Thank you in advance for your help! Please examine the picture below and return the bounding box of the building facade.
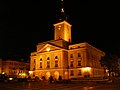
[30,20,105,80]
[1,60,30,78]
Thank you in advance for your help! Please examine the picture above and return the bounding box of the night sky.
[0,0,120,61]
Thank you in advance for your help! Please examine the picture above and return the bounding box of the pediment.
[37,43,63,53]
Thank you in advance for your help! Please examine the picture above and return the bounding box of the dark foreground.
[0,79,120,90]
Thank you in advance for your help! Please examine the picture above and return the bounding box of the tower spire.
[56,0,68,22]
[54,0,72,43]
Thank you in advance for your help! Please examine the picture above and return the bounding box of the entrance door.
[54,71,59,80]
[46,72,50,80]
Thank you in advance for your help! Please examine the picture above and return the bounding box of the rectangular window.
[70,54,73,58]
[78,53,81,57]
[70,61,73,67]
[70,70,74,76]
[78,61,81,66]
[78,70,82,75]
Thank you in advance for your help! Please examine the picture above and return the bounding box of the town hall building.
[29,0,105,80]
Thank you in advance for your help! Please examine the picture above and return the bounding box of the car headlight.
[9,78,13,80]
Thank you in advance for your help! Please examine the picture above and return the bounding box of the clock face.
[58,25,61,30]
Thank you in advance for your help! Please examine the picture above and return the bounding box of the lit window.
[58,25,61,30]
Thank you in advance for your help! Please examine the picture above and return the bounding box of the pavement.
[0,79,120,90]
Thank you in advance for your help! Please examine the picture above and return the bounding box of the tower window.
[58,25,61,28]
[58,25,62,30]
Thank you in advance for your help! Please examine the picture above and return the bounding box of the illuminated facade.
[30,20,105,80]
[2,60,30,78]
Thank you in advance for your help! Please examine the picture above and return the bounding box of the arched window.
[47,57,50,68]
[55,56,58,67]
[40,58,42,62]
[40,62,42,68]
[40,58,42,68]
[55,61,58,67]
[47,57,50,60]
[55,56,58,59]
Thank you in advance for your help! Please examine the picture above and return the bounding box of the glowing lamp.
[2,72,5,74]
[29,71,33,74]
[82,67,91,72]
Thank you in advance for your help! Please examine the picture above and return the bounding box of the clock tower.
[54,21,72,43]
[53,0,72,43]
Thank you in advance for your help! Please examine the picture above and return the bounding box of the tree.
[100,54,119,77]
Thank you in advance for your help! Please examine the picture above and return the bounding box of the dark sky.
[0,0,120,60]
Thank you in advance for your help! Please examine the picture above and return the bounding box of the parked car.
[0,74,8,82]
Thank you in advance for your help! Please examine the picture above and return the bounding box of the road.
[0,80,120,90]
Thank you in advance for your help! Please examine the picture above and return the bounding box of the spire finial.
[60,0,64,13]
[55,0,69,22]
